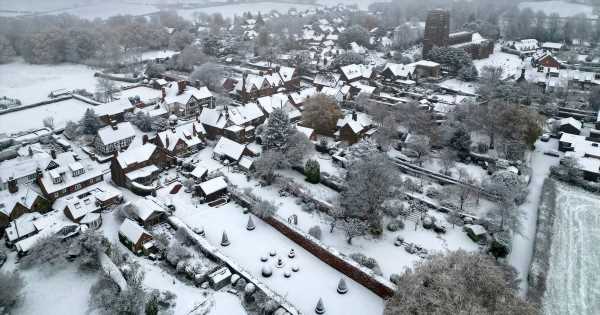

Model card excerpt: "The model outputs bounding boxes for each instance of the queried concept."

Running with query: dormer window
[50,170,62,184]
[69,162,85,177]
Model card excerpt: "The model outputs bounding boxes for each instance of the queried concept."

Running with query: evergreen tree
[449,127,472,160]
[262,108,293,151]
[305,159,321,184]
[80,108,102,135]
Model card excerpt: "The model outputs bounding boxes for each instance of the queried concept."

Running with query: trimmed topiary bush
[305,159,321,184]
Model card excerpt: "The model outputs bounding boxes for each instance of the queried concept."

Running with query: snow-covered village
[0,0,598,314]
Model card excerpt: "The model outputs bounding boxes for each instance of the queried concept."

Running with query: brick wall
[264,215,396,299]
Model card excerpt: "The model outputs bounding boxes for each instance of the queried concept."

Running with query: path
[508,139,560,295]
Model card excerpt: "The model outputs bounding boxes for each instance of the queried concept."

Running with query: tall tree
[301,94,343,136]
[80,108,102,135]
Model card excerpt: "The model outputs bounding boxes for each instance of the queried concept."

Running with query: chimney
[142,134,149,145]
[177,80,186,95]
[171,127,176,134]
[352,111,357,121]
[8,177,18,194]
[165,135,170,148]
[111,124,118,131]
[35,167,43,179]
[50,149,57,159]
[161,87,166,100]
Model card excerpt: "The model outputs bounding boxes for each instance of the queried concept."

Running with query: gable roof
[163,83,214,105]
[157,122,205,151]
[314,73,341,88]
[199,176,228,195]
[228,103,264,126]
[116,144,157,169]
[95,99,134,117]
[199,108,227,129]
[213,137,246,161]
[289,87,318,105]
[119,218,148,243]
[340,64,373,81]
[131,197,166,221]
[96,122,136,146]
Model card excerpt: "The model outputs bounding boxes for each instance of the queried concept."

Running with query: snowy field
[175,2,318,20]
[0,98,95,134]
[0,59,100,105]
[116,86,162,103]
[50,3,159,20]
[518,1,597,19]
[542,183,600,315]
[473,46,524,80]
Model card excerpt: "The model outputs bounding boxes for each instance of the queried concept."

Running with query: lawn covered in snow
[176,2,318,20]
[0,98,95,134]
[518,1,597,19]
[473,46,523,80]
[542,182,600,315]
[0,59,100,105]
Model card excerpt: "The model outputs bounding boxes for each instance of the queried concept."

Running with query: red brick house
[110,143,174,188]
[0,188,50,231]
[119,219,154,255]
[534,53,562,69]
[37,161,104,202]
[156,122,206,157]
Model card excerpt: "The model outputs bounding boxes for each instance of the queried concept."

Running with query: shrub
[166,244,191,267]
[425,187,441,199]
[386,219,405,232]
[301,201,318,213]
[308,225,322,240]
[349,253,383,275]
[477,142,489,153]
[389,273,401,285]
[305,159,321,184]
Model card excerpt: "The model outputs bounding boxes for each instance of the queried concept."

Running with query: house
[130,196,167,227]
[277,66,299,89]
[94,122,136,155]
[558,133,600,181]
[199,108,228,140]
[0,150,53,191]
[110,143,173,188]
[4,212,43,246]
[257,94,302,122]
[541,42,563,52]
[57,183,122,228]
[198,176,228,202]
[213,137,248,163]
[339,64,374,82]
[321,85,351,104]
[190,165,208,181]
[313,73,341,90]
[95,98,135,125]
[0,188,49,231]
[119,218,154,255]
[381,63,415,81]
[449,32,494,60]
[288,87,318,108]
[296,125,317,141]
[156,122,206,157]
[559,117,583,135]
[37,159,104,202]
[534,53,562,69]
[234,73,274,103]
[412,60,441,79]
[336,112,374,144]
[162,81,215,118]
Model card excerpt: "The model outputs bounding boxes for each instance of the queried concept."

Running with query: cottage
[336,112,374,144]
[198,176,228,202]
[190,165,208,181]
[130,196,167,227]
[61,196,101,227]
[381,63,415,81]
[313,73,341,90]
[156,122,206,157]
[199,108,228,140]
[4,212,43,246]
[558,133,600,181]
[541,42,563,52]
[162,81,215,118]
[213,137,248,163]
[559,117,583,135]
[534,53,562,69]
[234,73,274,102]
[339,64,374,82]
[94,122,136,155]
[119,218,154,255]
[110,143,173,188]
[0,188,49,230]
[95,98,135,124]
[257,93,301,122]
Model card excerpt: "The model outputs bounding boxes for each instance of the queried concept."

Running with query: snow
[0,98,96,134]
[97,122,136,145]
[473,46,524,80]
[140,50,179,61]
[117,87,162,104]
[119,218,148,243]
[158,183,385,315]
[438,79,477,95]
[213,137,246,161]
[0,59,101,105]
[518,1,597,19]
[199,176,228,196]
[175,2,318,20]
[542,182,600,315]
[508,139,560,294]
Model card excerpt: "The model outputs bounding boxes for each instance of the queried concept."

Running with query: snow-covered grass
[473,46,523,80]
[116,86,162,103]
[139,50,179,61]
[0,98,96,134]
[0,58,100,105]
[175,2,318,20]
[518,1,597,19]
[508,139,560,294]
[157,184,385,315]
[51,2,159,20]
[438,78,477,95]
[542,182,600,315]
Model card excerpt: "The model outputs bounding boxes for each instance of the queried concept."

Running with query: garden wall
[527,179,557,305]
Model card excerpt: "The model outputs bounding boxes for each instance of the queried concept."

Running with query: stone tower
[422,9,450,57]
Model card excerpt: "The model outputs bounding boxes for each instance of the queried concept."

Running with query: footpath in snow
[508,139,559,295]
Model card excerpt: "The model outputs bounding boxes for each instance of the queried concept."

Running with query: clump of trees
[301,94,343,136]
[427,47,474,74]
[384,250,538,315]
[339,25,370,48]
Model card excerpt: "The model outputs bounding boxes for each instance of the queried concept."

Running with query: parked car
[541,133,551,142]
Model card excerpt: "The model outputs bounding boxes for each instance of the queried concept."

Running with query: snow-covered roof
[314,73,341,88]
[59,195,99,221]
[191,165,208,179]
[413,60,441,68]
[95,98,134,117]
[119,218,148,243]
[542,42,563,50]
[163,82,214,105]
[238,156,254,170]
[199,108,227,129]
[213,137,246,161]
[5,212,42,242]
[340,64,373,81]
[228,103,264,126]
[289,87,318,105]
[116,143,157,169]
[296,125,314,139]
[383,63,416,78]
[560,117,583,130]
[199,176,228,195]
[157,122,205,151]
[126,165,159,181]
[0,187,43,217]
[257,93,291,114]
[349,82,377,94]
[131,197,166,221]
[38,159,103,195]
[337,113,372,134]
[278,66,296,82]
[96,122,136,146]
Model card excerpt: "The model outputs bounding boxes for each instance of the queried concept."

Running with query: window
[74,184,82,190]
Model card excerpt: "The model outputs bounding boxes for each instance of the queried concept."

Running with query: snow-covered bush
[349,253,383,276]
[308,225,322,240]
[305,159,321,184]
[235,278,247,292]
[425,187,441,199]
[382,199,405,217]
[166,244,192,267]
[389,273,401,286]
[253,198,278,219]
[301,200,318,213]
[386,219,405,232]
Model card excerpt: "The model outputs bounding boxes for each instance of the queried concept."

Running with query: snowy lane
[508,140,559,295]
[542,184,600,315]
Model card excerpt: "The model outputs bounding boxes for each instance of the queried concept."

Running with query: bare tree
[301,94,343,136]
[406,135,431,166]
[190,62,224,92]
[384,250,537,315]
[43,116,55,130]
[340,218,369,244]
[439,148,456,175]
[96,78,116,102]
[442,168,475,212]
